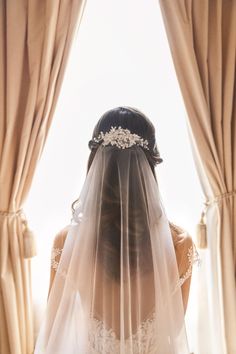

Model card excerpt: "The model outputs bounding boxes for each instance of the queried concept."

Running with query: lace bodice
[87,311,157,354]
[50,235,200,353]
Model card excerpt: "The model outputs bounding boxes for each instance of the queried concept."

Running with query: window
[25,1,203,350]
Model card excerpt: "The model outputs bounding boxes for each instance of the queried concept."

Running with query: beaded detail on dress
[87,311,157,354]
[51,247,62,271]
[174,243,200,290]
[50,243,199,353]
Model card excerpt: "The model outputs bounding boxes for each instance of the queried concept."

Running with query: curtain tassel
[23,220,37,259]
[196,210,207,249]
[0,208,37,258]
[196,191,236,249]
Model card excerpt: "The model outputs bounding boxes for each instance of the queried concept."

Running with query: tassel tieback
[0,208,37,259]
[196,190,236,249]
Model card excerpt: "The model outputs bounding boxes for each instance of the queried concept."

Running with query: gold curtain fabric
[0,1,86,353]
[159,1,236,353]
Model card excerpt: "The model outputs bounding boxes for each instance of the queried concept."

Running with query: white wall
[24,0,204,350]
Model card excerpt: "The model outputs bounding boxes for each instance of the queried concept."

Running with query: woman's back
[35,107,199,354]
[48,222,196,353]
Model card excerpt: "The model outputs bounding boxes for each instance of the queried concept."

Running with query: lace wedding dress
[35,127,200,354]
[87,309,157,353]
[51,241,199,354]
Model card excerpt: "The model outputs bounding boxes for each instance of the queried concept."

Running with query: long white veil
[34,143,190,353]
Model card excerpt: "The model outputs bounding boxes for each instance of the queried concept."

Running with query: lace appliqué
[87,311,158,354]
[174,243,201,291]
[51,247,62,271]
[51,247,67,279]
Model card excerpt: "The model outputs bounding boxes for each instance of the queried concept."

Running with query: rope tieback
[0,208,37,258]
[196,190,236,249]
[0,208,23,215]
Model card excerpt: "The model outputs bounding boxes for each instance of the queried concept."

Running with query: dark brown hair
[72,106,162,211]
[71,106,163,281]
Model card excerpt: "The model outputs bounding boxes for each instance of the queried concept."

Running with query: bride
[34,106,199,354]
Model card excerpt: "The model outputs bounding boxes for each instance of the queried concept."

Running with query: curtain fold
[159,1,236,353]
[0,1,87,353]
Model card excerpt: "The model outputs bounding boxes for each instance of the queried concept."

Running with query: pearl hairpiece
[93,126,149,150]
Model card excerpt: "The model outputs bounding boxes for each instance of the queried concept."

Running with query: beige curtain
[159,1,236,354]
[0,1,87,353]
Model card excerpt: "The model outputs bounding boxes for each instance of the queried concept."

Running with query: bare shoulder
[169,222,193,249]
[175,232,193,249]
[53,225,71,249]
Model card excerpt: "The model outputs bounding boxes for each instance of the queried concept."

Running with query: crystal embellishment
[173,243,201,293]
[93,126,149,150]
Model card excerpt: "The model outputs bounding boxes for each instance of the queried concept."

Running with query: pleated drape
[0,1,87,353]
[159,1,236,353]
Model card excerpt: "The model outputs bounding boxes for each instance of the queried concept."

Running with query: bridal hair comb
[92,126,149,150]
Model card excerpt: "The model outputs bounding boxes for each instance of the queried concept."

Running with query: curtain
[159,1,236,354]
[0,1,87,353]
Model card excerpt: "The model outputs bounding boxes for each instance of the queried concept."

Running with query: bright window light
[25,0,203,350]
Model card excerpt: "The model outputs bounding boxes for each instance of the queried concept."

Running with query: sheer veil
[34,135,190,353]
